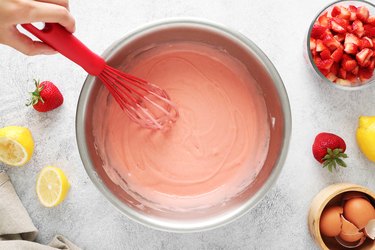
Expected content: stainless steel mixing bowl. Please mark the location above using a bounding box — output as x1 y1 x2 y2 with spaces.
76 18 291 232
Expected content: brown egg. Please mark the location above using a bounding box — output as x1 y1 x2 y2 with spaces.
320 206 343 237
344 198 375 229
342 191 367 201
340 215 364 242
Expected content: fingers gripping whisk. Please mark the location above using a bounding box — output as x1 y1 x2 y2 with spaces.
99 65 179 130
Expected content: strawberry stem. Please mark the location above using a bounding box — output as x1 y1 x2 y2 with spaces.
322 148 348 172
26 79 45 106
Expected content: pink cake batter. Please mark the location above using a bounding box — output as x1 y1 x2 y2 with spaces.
92 41 270 211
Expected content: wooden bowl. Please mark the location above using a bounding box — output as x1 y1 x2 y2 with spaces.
308 183 375 250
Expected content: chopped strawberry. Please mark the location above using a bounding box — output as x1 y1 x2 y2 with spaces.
316 58 334 70
346 72 357 83
360 37 374 49
316 39 328 52
320 49 331 60
352 20 365 37
348 5 357 21
369 58 375 70
332 47 344 62
331 62 340 75
364 24 375 38
356 48 374 67
356 6 369 22
352 66 359 75
318 12 330 27
342 59 357 71
338 6 351 20
335 78 351 86
319 68 330 76
334 34 346 42
311 24 328 39
332 6 341 17
326 72 338 82
310 38 317 50
330 19 347 34
359 67 374 82
323 34 341 50
344 43 358 54
368 16 375 26
338 67 347 79
345 33 361 46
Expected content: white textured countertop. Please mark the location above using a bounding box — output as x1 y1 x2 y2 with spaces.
1 0 375 249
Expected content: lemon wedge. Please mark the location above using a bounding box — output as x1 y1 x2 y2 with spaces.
36 166 70 207
356 116 375 162
0 126 34 166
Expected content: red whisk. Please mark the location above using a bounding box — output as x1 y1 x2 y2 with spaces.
21 23 179 130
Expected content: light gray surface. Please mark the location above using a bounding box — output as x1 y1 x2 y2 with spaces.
1 0 375 249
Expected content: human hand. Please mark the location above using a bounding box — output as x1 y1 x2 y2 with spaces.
0 0 75 55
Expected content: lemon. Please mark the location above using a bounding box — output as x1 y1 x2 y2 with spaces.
36 166 70 207
0 126 34 166
356 116 375 162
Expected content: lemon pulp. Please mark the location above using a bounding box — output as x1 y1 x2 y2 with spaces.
36 166 70 207
0 126 34 166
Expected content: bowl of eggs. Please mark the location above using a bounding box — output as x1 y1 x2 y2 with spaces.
309 183 375 249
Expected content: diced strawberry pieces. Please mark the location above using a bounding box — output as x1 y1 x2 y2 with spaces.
364 24 375 38
332 17 349 27
310 4 375 84
331 47 344 62
330 20 347 34
331 62 340 75
344 43 358 54
356 48 374 67
352 66 359 75
326 72 338 82
318 12 330 27
316 39 328 52
335 78 351 86
338 6 351 20
368 16 375 26
359 67 374 82
311 24 328 39
310 38 317 50
346 72 357 83
320 49 331 60
332 6 341 17
319 68 330 76
360 37 374 49
345 33 361 46
315 58 334 70
342 59 357 71
323 34 341 51
338 67 347 79
352 20 365 37
356 6 369 22
334 34 345 42
348 5 357 21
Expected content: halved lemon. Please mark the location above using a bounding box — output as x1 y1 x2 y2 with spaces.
36 166 70 207
0 126 34 166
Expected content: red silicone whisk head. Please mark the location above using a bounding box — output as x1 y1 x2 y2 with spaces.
99 65 179 130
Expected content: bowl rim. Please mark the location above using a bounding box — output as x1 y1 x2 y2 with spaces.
306 0 375 90
75 17 292 232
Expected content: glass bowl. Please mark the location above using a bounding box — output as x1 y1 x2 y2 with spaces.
306 0 375 90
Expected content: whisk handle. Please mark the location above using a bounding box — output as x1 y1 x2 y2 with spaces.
21 23 105 76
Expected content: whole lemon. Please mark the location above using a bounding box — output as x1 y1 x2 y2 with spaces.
356 116 375 162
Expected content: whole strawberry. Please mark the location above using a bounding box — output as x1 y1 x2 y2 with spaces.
27 80 63 112
312 132 348 172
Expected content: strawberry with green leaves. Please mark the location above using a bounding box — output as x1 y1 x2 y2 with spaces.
27 80 63 112
312 132 348 172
